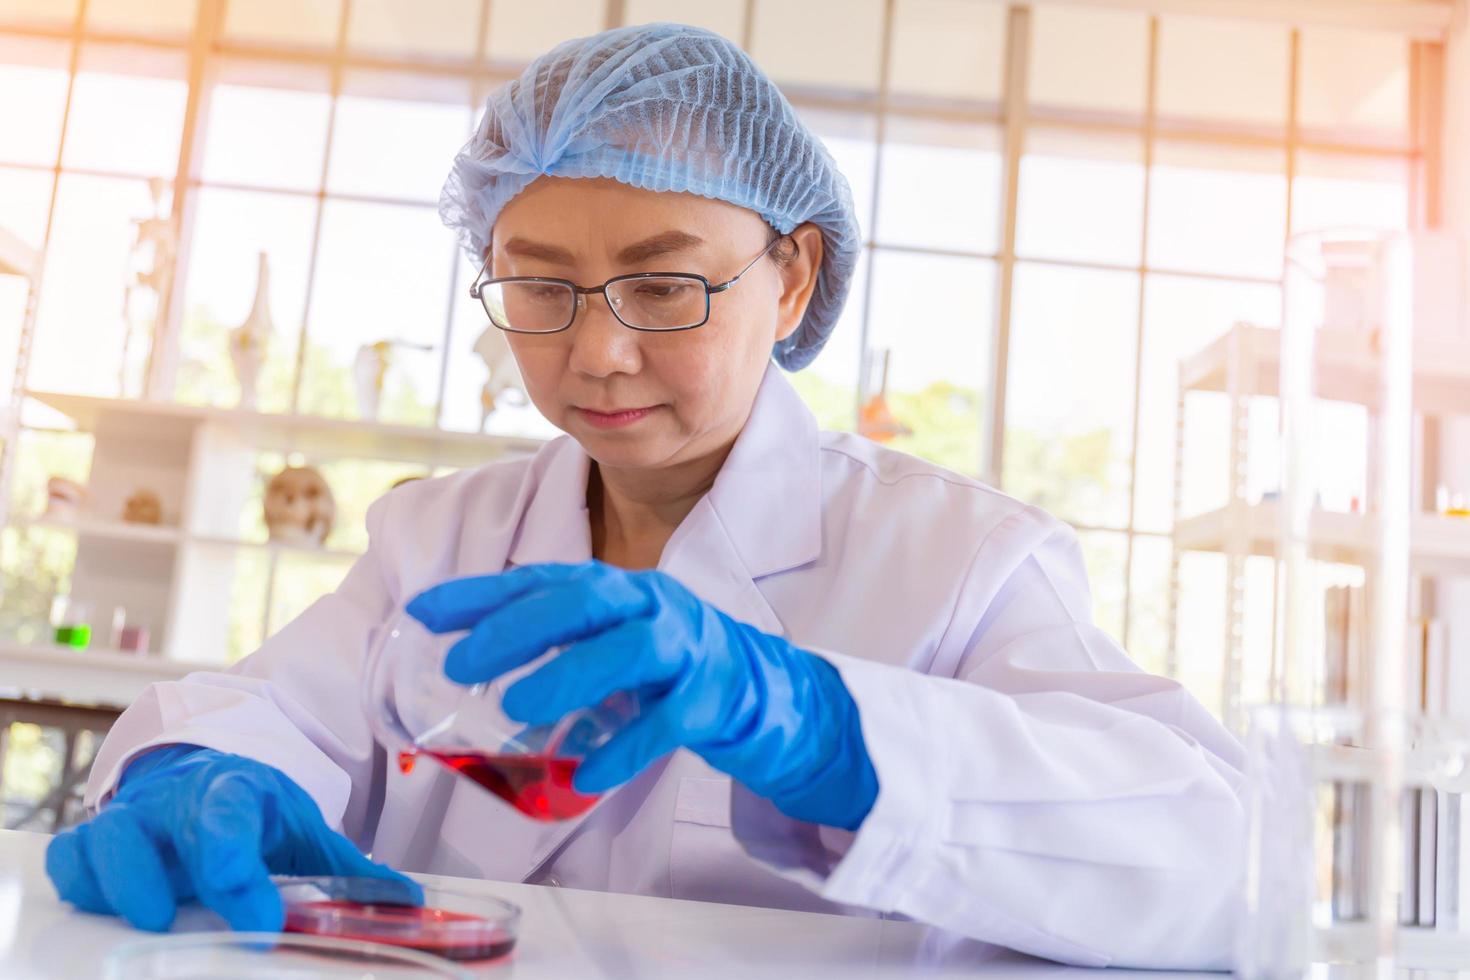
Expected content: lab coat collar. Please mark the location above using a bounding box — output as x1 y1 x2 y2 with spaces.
702 362 823 581
504 437 593 568
504 362 822 581
650 363 821 638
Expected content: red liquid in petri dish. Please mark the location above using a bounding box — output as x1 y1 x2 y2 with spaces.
399 749 599 821
284 900 515 962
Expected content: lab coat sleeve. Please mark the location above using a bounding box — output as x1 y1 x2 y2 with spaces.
730 510 1247 970
81 491 404 848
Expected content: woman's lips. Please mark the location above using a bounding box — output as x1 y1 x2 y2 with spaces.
574 405 659 429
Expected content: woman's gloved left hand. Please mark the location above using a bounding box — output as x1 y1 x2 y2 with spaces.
46 747 420 933
406 561 878 830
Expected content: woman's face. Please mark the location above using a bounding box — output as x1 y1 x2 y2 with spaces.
489 177 822 472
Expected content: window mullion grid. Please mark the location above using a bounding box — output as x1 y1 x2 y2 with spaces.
0 0 88 537
1120 13 1161 653
985 2 1029 490
851 0 896 432
430 0 497 438
285 0 352 417
146 0 223 401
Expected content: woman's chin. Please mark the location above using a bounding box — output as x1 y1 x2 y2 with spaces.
573 426 681 470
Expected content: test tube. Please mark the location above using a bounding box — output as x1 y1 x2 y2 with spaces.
1362 233 1413 970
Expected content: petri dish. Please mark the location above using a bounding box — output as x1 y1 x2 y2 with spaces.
277 875 521 963
103 931 473 979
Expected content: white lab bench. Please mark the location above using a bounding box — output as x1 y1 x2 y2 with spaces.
0 828 1227 979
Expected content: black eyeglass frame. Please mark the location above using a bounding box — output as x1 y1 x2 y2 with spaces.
468 235 786 334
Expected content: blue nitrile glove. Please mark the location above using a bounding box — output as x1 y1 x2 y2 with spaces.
46 746 420 932
406 561 879 830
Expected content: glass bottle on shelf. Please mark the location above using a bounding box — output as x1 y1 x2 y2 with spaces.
50 594 93 650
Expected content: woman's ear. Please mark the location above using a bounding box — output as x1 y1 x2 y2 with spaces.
774 223 824 344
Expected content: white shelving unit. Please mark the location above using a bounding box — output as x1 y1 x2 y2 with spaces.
1175 503 1470 576
13 514 367 564
25 391 547 470
1179 323 1470 416
0 641 213 707
15 514 185 548
3 390 548 705
1167 322 1470 731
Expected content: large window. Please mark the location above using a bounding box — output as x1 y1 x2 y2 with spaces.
0 0 1435 718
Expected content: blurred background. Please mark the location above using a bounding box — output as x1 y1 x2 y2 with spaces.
0 0 1465 831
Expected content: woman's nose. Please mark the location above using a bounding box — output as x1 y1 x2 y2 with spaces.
566 291 642 378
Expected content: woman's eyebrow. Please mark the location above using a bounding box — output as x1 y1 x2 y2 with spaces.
615 230 705 265
500 231 705 267
502 237 577 264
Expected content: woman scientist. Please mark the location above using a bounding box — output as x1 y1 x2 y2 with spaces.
49 23 1246 969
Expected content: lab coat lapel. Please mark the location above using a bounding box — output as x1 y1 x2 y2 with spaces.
502 436 593 569
442 435 599 881
658 364 823 637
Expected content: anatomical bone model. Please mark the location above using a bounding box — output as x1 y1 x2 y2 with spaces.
120 177 178 397
473 325 526 430
353 339 434 422
230 252 273 411
263 465 336 548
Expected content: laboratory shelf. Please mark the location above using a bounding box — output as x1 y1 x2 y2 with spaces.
1174 502 1470 574
1304 735 1461 790
0 226 35 278
14 515 183 547
1314 920 1470 973
11 516 182 586
189 533 363 562
0 640 216 709
1393 925 1470 972
24 389 548 470
17 513 364 562
1180 323 1470 418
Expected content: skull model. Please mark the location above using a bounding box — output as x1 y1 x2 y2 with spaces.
263 466 335 547
122 488 163 525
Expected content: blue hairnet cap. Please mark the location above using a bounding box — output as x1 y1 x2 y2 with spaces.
439 22 861 371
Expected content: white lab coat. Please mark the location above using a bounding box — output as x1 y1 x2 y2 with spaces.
84 365 1246 970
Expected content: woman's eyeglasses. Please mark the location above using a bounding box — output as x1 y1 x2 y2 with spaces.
468 236 785 334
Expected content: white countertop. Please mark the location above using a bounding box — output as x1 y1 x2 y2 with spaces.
0 829 1221 979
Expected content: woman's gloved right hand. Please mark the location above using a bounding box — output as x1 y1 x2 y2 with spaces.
46 746 419 932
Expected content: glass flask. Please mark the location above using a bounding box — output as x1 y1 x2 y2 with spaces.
363 609 638 821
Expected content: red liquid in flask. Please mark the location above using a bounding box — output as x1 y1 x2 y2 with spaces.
284 900 515 962
398 749 599 821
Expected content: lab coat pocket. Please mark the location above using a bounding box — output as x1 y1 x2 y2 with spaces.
669 776 736 902
669 776 836 912
674 775 732 829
